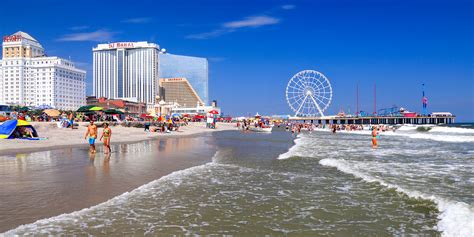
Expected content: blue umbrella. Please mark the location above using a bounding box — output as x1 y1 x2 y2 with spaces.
37 104 53 110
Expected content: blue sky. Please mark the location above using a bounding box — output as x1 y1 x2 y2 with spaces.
1 0 473 121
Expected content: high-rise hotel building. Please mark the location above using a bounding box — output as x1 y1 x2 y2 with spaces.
93 41 209 110
158 53 208 105
93 42 159 110
0 31 86 110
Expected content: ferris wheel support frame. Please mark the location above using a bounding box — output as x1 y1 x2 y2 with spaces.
309 94 325 117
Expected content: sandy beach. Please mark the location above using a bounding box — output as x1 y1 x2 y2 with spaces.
0 122 237 155
0 125 236 232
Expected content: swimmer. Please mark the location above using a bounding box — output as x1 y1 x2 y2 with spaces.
372 126 378 149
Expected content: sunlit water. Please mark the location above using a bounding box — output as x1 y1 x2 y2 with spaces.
3 125 473 236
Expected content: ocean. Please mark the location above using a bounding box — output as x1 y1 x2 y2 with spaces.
4 124 473 236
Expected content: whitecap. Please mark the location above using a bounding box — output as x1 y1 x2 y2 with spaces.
319 158 474 237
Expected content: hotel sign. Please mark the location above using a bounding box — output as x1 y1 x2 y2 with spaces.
163 78 186 82
108 42 134 49
3 35 22 42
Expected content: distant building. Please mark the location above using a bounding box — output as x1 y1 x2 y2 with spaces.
158 53 209 105
87 96 146 116
0 31 86 110
92 42 159 110
158 78 204 108
93 41 210 110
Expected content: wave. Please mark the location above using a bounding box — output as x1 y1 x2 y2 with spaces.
3 152 222 235
306 125 474 143
319 158 474 237
430 126 474 134
383 132 474 143
277 135 302 160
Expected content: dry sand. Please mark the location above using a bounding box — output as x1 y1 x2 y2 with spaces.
0 122 237 155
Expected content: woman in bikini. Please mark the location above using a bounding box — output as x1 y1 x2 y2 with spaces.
100 123 112 154
372 126 378 149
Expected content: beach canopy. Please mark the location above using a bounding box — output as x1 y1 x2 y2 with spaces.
76 105 95 112
209 110 219 115
43 109 60 117
172 113 181 117
0 120 38 139
104 109 124 114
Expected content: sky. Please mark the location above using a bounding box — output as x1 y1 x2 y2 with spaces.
1 0 473 121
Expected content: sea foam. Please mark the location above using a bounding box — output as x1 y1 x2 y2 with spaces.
319 158 474 237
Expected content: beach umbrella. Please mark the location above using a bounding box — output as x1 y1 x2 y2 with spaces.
172 113 181 117
37 104 53 110
104 109 124 114
17 106 29 112
89 106 103 111
77 105 95 112
209 110 219 115
43 109 60 117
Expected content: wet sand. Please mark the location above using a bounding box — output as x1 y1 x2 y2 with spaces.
0 122 236 155
0 132 222 232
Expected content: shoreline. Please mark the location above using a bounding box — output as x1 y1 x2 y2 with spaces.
0 122 237 156
0 129 229 232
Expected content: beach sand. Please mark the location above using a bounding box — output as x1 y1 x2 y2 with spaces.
0 122 237 155
0 122 237 232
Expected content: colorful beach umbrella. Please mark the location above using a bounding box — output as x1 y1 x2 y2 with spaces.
43 109 60 117
104 109 124 114
76 105 95 112
89 106 103 111
209 110 219 115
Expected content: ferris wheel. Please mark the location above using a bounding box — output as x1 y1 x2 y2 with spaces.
286 70 333 117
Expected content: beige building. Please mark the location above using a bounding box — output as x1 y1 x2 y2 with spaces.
0 31 86 110
158 78 204 108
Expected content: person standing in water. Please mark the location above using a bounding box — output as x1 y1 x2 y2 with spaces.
84 121 98 153
100 123 112 154
372 126 378 149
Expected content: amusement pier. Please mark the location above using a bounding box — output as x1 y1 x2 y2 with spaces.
285 70 455 125
289 113 455 125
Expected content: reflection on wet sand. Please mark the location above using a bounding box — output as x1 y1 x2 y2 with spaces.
0 134 217 232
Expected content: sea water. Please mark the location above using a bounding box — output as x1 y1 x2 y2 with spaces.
4 125 473 236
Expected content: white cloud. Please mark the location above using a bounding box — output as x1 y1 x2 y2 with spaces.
281 4 296 10
186 29 229 40
58 29 117 42
70 25 89 31
121 17 152 23
187 15 280 39
223 16 280 29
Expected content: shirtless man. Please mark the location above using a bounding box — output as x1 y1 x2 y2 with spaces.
84 121 98 153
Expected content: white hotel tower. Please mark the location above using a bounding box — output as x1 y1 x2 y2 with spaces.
0 31 86 110
93 42 159 110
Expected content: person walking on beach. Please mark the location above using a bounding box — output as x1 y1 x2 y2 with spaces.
100 123 112 154
84 121 98 153
68 112 75 129
372 126 378 149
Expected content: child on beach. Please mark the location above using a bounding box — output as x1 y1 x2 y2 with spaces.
100 123 112 154
84 121 98 153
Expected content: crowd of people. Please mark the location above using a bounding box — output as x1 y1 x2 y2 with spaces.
282 122 396 149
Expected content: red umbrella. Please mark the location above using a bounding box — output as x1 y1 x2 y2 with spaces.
209 110 219 115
